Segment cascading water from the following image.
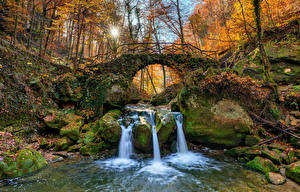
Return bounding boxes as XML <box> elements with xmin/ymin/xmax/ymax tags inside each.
<box><xmin>118</xmin><ymin>122</ymin><xmax>134</xmax><ymax>159</ymax></box>
<box><xmin>173</xmin><ymin>112</ymin><xmax>188</xmax><ymax>153</ymax></box>
<box><xmin>147</xmin><ymin>111</ymin><xmax>161</xmax><ymax>162</ymax></box>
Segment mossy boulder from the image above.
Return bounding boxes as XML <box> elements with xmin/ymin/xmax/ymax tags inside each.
<box><xmin>79</xmin><ymin>142</ymin><xmax>104</xmax><ymax>156</ymax></box>
<box><xmin>261</xmin><ymin>149</ymin><xmax>283</xmax><ymax>164</ymax></box>
<box><xmin>0</xmin><ymin>148</ymin><xmax>47</xmax><ymax>179</ymax></box>
<box><xmin>245</xmin><ymin>135</ymin><xmax>261</xmax><ymax>146</ymax></box>
<box><xmin>246</xmin><ymin>156</ymin><xmax>278</xmax><ymax>174</ymax></box>
<box><xmin>134</xmin><ymin>117</ymin><xmax>152</xmax><ymax>152</ymax></box>
<box><xmin>156</xmin><ymin>111</ymin><xmax>176</xmax><ymax>146</ymax></box>
<box><xmin>54</xmin><ymin>137</ymin><xmax>73</xmax><ymax>151</ymax></box>
<box><xmin>43</xmin><ymin>109</ymin><xmax>69</xmax><ymax>129</ymax></box>
<box><xmin>96</xmin><ymin>110</ymin><xmax>122</xmax><ymax>144</ymax></box>
<box><xmin>59</xmin><ymin>115</ymin><xmax>84</xmax><ymax>141</ymax></box>
<box><xmin>53</xmin><ymin>73</ymin><xmax>83</xmax><ymax>102</ymax></box>
<box><xmin>178</xmin><ymin>91</ymin><xmax>253</xmax><ymax>148</ymax></box>
<box><xmin>286</xmin><ymin>161</ymin><xmax>300</xmax><ymax>184</ymax></box>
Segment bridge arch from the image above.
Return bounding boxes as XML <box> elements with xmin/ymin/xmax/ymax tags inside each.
<box><xmin>92</xmin><ymin>53</ymin><xmax>218</xmax><ymax>80</ymax></box>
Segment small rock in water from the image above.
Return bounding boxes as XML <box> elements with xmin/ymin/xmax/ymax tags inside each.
<box><xmin>266</xmin><ymin>172</ymin><xmax>286</xmax><ymax>185</ymax></box>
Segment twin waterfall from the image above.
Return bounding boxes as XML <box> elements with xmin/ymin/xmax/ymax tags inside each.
<box><xmin>118</xmin><ymin>108</ymin><xmax>188</xmax><ymax>161</ymax></box>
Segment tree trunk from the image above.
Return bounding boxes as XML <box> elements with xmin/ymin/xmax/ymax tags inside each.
<box><xmin>176</xmin><ymin>0</ymin><xmax>185</xmax><ymax>52</ymax></box>
<box><xmin>27</xmin><ymin>0</ymin><xmax>35</xmax><ymax>49</ymax></box>
<box><xmin>238</xmin><ymin>0</ymin><xmax>252</xmax><ymax>41</ymax></box>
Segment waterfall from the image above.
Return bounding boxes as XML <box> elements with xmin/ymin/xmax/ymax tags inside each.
<box><xmin>173</xmin><ymin>112</ymin><xmax>188</xmax><ymax>153</ymax></box>
<box><xmin>147</xmin><ymin>111</ymin><xmax>161</xmax><ymax>162</ymax></box>
<box><xmin>118</xmin><ymin>121</ymin><xmax>134</xmax><ymax>159</ymax></box>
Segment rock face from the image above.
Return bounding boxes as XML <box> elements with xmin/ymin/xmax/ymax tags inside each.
<box><xmin>178</xmin><ymin>90</ymin><xmax>253</xmax><ymax>148</ymax></box>
<box><xmin>266</xmin><ymin>172</ymin><xmax>286</xmax><ymax>185</ymax></box>
<box><xmin>286</xmin><ymin>161</ymin><xmax>300</xmax><ymax>184</ymax></box>
<box><xmin>134</xmin><ymin>117</ymin><xmax>152</xmax><ymax>152</ymax></box>
<box><xmin>0</xmin><ymin>148</ymin><xmax>47</xmax><ymax>179</ymax></box>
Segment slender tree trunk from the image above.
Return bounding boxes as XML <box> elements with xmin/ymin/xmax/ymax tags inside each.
<box><xmin>27</xmin><ymin>0</ymin><xmax>35</xmax><ymax>48</ymax></box>
<box><xmin>146</xmin><ymin>68</ymin><xmax>157</xmax><ymax>95</ymax></box>
<box><xmin>44</xmin><ymin>7</ymin><xmax>56</xmax><ymax>56</ymax></box>
<box><xmin>79</xmin><ymin>34</ymin><xmax>86</xmax><ymax>63</ymax></box>
<box><xmin>253</xmin><ymin>0</ymin><xmax>278</xmax><ymax>99</ymax></box>
<box><xmin>238</xmin><ymin>0</ymin><xmax>252</xmax><ymax>41</ymax></box>
<box><xmin>68</xmin><ymin>20</ymin><xmax>74</xmax><ymax>59</ymax></box>
<box><xmin>176</xmin><ymin>0</ymin><xmax>185</xmax><ymax>52</ymax></box>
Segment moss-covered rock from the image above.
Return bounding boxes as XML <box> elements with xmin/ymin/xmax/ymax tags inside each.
<box><xmin>59</xmin><ymin>115</ymin><xmax>84</xmax><ymax>141</ymax></box>
<box><xmin>43</xmin><ymin>109</ymin><xmax>69</xmax><ymax>129</ymax></box>
<box><xmin>246</xmin><ymin>156</ymin><xmax>278</xmax><ymax>174</ymax></box>
<box><xmin>79</xmin><ymin>142</ymin><xmax>104</xmax><ymax>156</ymax></box>
<box><xmin>134</xmin><ymin>117</ymin><xmax>152</xmax><ymax>152</ymax></box>
<box><xmin>54</xmin><ymin>137</ymin><xmax>73</xmax><ymax>151</ymax></box>
<box><xmin>96</xmin><ymin>110</ymin><xmax>122</xmax><ymax>144</ymax></box>
<box><xmin>0</xmin><ymin>148</ymin><xmax>47</xmax><ymax>179</ymax></box>
<box><xmin>286</xmin><ymin>161</ymin><xmax>300</xmax><ymax>184</ymax></box>
<box><xmin>178</xmin><ymin>92</ymin><xmax>252</xmax><ymax>148</ymax></box>
<box><xmin>156</xmin><ymin>111</ymin><xmax>176</xmax><ymax>146</ymax></box>
<box><xmin>261</xmin><ymin>149</ymin><xmax>283</xmax><ymax>164</ymax></box>
<box><xmin>245</xmin><ymin>135</ymin><xmax>261</xmax><ymax>146</ymax></box>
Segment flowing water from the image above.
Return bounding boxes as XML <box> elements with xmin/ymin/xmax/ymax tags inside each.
<box><xmin>1</xmin><ymin>106</ymin><xmax>299</xmax><ymax>191</ymax></box>
<box><xmin>173</xmin><ymin>112</ymin><xmax>188</xmax><ymax>153</ymax></box>
<box><xmin>1</xmin><ymin>154</ymin><xmax>299</xmax><ymax>192</ymax></box>
<box><xmin>118</xmin><ymin>122</ymin><xmax>134</xmax><ymax>159</ymax></box>
<box><xmin>147</xmin><ymin>111</ymin><xmax>161</xmax><ymax>162</ymax></box>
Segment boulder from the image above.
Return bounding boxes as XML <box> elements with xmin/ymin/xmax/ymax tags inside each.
<box><xmin>266</xmin><ymin>172</ymin><xmax>286</xmax><ymax>185</ymax></box>
<box><xmin>286</xmin><ymin>161</ymin><xmax>300</xmax><ymax>184</ymax></box>
<box><xmin>150</xmin><ymin>84</ymin><xmax>182</xmax><ymax>106</ymax></box>
<box><xmin>246</xmin><ymin>156</ymin><xmax>278</xmax><ymax>174</ymax></box>
<box><xmin>54</xmin><ymin>137</ymin><xmax>73</xmax><ymax>151</ymax></box>
<box><xmin>261</xmin><ymin>149</ymin><xmax>282</xmax><ymax>164</ymax></box>
<box><xmin>79</xmin><ymin>142</ymin><xmax>104</xmax><ymax>156</ymax></box>
<box><xmin>60</xmin><ymin>116</ymin><xmax>84</xmax><ymax>141</ymax></box>
<box><xmin>178</xmin><ymin>91</ymin><xmax>253</xmax><ymax>148</ymax></box>
<box><xmin>97</xmin><ymin>110</ymin><xmax>122</xmax><ymax>144</ymax></box>
<box><xmin>0</xmin><ymin>148</ymin><xmax>47</xmax><ymax>179</ymax></box>
<box><xmin>156</xmin><ymin>111</ymin><xmax>176</xmax><ymax>146</ymax></box>
<box><xmin>134</xmin><ymin>116</ymin><xmax>152</xmax><ymax>152</ymax></box>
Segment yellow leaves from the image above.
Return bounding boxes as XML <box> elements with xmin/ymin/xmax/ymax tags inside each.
<box><xmin>0</xmin><ymin>64</ymin><xmax>2</xmax><ymax>69</ymax></box>
<box><xmin>27</xmin><ymin>62</ymin><xmax>32</xmax><ymax>65</ymax></box>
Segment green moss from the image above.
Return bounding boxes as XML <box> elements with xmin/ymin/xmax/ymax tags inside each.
<box><xmin>0</xmin><ymin>148</ymin><xmax>47</xmax><ymax>179</ymax></box>
<box><xmin>134</xmin><ymin>122</ymin><xmax>152</xmax><ymax>152</ymax></box>
<box><xmin>60</xmin><ymin>119</ymin><xmax>84</xmax><ymax>141</ymax></box>
<box><xmin>54</xmin><ymin>137</ymin><xmax>73</xmax><ymax>151</ymax></box>
<box><xmin>286</xmin><ymin>161</ymin><xmax>300</xmax><ymax>184</ymax></box>
<box><xmin>79</xmin><ymin>142</ymin><xmax>104</xmax><ymax>156</ymax></box>
<box><xmin>269</xmin><ymin>103</ymin><xmax>281</xmax><ymax>120</ymax></box>
<box><xmin>246</xmin><ymin>156</ymin><xmax>278</xmax><ymax>174</ymax></box>
<box><xmin>156</xmin><ymin>113</ymin><xmax>175</xmax><ymax>146</ymax></box>
<box><xmin>261</xmin><ymin>149</ymin><xmax>282</xmax><ymax>164</ymax></box>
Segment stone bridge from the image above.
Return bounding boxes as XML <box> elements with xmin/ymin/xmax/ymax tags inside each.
<box><xmin>85</xmin><ymin>43</ymin><xmax>219</xmax><ymax>80</ymax></box>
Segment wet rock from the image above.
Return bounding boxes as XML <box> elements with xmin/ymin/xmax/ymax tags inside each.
<box><xmin>156</xmin><ymin>111</ymin><xmax>176</xmax><ymax>146</ymax></box>
<box><xmin>0</xmin><ymin>148</ymin><xmax>47</xmax><ymax>179</ymax></box>
<box><xmin>246</xmin><ymin>156</ymin><xmax>278</xmax><ymax>174</ymax></box>
<box><xmin>280</xmin><ymin>167</ymin><xmax>286</xmax><ymax>176</ymax></box>
<box><xmin>266</xmin><ymin>172</ymin><xmax>286</xmax><ymax>185</ymax></box>
<box><xmin>134</xmin><ymin>116</ymin><xmax>152</xmax><ymax>152</ymax></box>
<box><xmin>286</xmin><ymin>161</ymin><xmax>300</xmax><ymax>184</ymax></box>
<box><xmin>97</xmin><ymin>110</ymin><xmax>122</xmax><ymax>144</ymax></box>
<box><xmin>79</xmin><ymin>142</ymin><xmax>104</xmax><ymax>156</ymax></box>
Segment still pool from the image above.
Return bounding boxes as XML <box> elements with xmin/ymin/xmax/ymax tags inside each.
<box><xmin>1</xmin><ymin>152</ymin><xmax>299</xmax><ymax>192</ymax></box>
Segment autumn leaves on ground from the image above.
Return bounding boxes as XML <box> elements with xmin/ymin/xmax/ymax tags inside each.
<box><xmin>0</xmin><ymin>0</ymin><xmax>299</xmax><ymax>188</ymax></box>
